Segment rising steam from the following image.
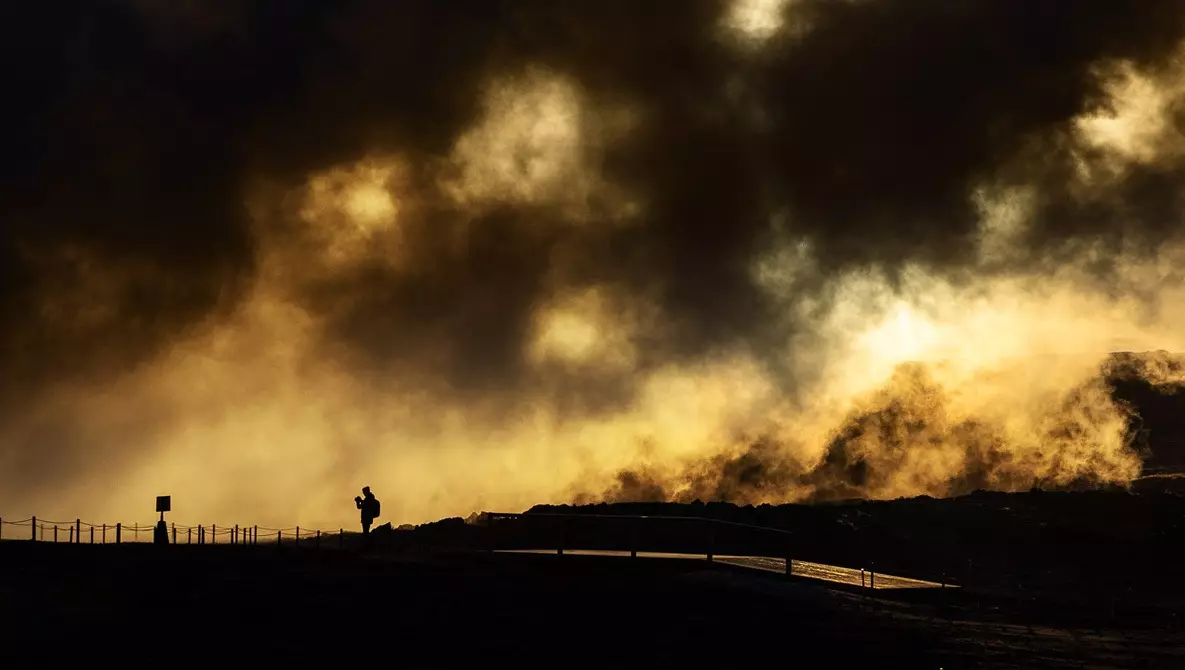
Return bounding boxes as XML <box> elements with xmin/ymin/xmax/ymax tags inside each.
<box><xmin>2</xmin><ymin>0</ymin><xmax>1185</xmax><ymax>527</ymax></box>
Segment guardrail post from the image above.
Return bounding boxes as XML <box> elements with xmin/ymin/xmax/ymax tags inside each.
<box><xmin>116</xmin><ymin>523</ymin><xmax>122</xmax><ymax>545</ymax></box>
<box><xmin>557</xmin><ymin>518</ymin><xmax>564</xmax><ymax>556</ymax></box>
<box><xmin>31</xmin><ymin>517</ymin><xmax>36</xmax><ymax>541</ymax></box>
<box><xmin>75</xmin><ymin>519</ymin><xmax>81</xmax><ymax>543</ymax></box>
<box><xmin>630</xmin><ymin>517</ymin><xmax>638</xmax><ymax>558</ymax></box>
<box><xmin>706</xmin><ymin>521</ymin><xmax>714</xmax><ymax>563</ymax></box>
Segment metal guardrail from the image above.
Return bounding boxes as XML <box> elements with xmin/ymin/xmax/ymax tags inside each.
<box><xmin>485</xmin><ymin>510</ymin><xmax>796</xmax><ymax>575</ymax></box>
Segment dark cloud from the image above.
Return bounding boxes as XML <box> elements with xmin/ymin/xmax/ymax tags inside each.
<box><xmin>5</xmin><ymin>0</ymin><xmax>1185</xmax><ymax>490</ymax></box>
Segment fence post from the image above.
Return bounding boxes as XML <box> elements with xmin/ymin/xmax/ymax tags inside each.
<box><xmin>188</xmin><ymin>527</ymin><xmax>192</xmax><ymax>545</ymax></box>
<box><xmin>75</xmin><ymin>519</ymin><xmax>81</xmax><ymax>543</ymax></box>
<box><xmin>54</xmin><ymin>525</ymin><xmax>59</xmax><ymax>543</ymax></box>
<box><xmin>316</xmin><ymin>530</ymin><xmax>321</xmax><ymax>548</ymax></box>
<box><xmin>90</xmin><ymin>526</ymin><xmax>94</xmax><ymax>544</ymax></box>
<box><xmin>134</xmin><ymin>523</ymin><xmax>138</xmax><ymax>542</ymax></box>
<box><xmin>31</xmin><ymin>517</ymin><xmax>36</xmax><ymax>541</ymax></box>
<box><xmin>254</xmin><ymin>525</ymin><xmax>258</xmax><ymax>546</ymax></box>
<box><xmin>116</xmin><ymin>523</ymin><xmax>122</xmax><ymax>544</ymax></box>
<box><xmin>212</xmin><ymin>524</ymin><xmax>216</xmax><ymax>545</ymax></box>
<box><xmin>295</xmin><ymin>527</ymin><xmax>300</xmax><ymax>548</ymax></box>
<box><xmin>172</xmin><ymin>523</ymin><xmax>177</xmax><ymax>545</ymax></box>
<box><xmin>234</xmin><ymin>524</ymin><xmax>239</xmax><ymax>545</ymax></box>
<box><xmin>102</xmin><ymin>524</ymin><xmax>106</xmax><ymax>544</ymax></box>
<box><xmin>277</xmin><ymin>529</ymin><xmax>282</xmax><ymax>545</ymax></box>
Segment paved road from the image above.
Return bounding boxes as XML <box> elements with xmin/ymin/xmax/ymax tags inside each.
<box><xmin>497</xmin><ymin>549</ymin><xmax>948</xmax><ymax>590</ymax></box>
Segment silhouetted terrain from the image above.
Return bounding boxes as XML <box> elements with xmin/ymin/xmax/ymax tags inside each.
<box><xmin>356</xmin><ymin>487</ymin><xmax>1185</xmax><ymax>627</ymax></box>
<box><xmin>5</xmin><ymin>535</ymin><xmax>1183</xmax><ymax>668</ymax></box>
<box><xmin>522</xmin><ymin>490</ymin><xmax>1185</xmax><ymax>616</ymax></box>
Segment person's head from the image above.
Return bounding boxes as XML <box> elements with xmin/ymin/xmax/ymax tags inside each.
<box><xmin>362</xmin><ymin>486</ymin><xmax>371</xmax><ymax>496</ymax></box>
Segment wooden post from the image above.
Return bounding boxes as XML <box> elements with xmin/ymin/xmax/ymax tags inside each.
<box><xmin>295</xmin><ymin>527</ymin><xmax>300</xmax><ymax>548</ymax></box>
<box><xmin>133</xmin><ymin>522</ymin><xmax>138</xmax><ymax>542</ymax></box>
<box><xmin>67</xmin><ymin>526</ymin><xmax>72</xmax><ymax>543</ymax></box>
<box><xmin>90</xmin><ymin>526</ymin><xmax>94</xmax><ymax>544</ymax></box>
<box><xmin>172</xmin><ymin>523</ymin><xmax>177</xmax><ymax>545</ymax></box>
<box><xmin>54</xmin><ymin>525</ymin><xmax>58</xmax><ymax>543</ymax></box>
<box><xmin>316</xmin><ymin>530</ymin><xmax>321</xmax><ymax>548</ymax></box>
<box><xmin>234</xmin><ymin>524</ymin><xmax>239</xmax><ymax>546</ymax></box>
<box><xmin>75</xmin><ymin>519</ymin><xmax>81</xmax><ymax>543</ymax></box>
<box><xmin>102</xmin><ymin>524</ymin><xmax>106</xmax><ymax>544</ymax></box>
<box><xmin>277</xmin><ymin>529</ymin><xmax>282</xmax><ymax>545</ymax></box>
<box><xmin>188</xmin><ymin>527</ymin><xmax>192</xmax><ymax>545</ymax></box>
<box><xmin>254</xmin><ymin>526</ymin><xmax>258</xmax><ymax>546</ymax></box>
<box><xmin>116</xmin><ymin>523</ymin><xmax>122</xmax><ymax>544</ymax></box>
<box><xmin>31</xmin><ymin>517</ymin><xmax>36</xmax><ymax>541</ymax></box>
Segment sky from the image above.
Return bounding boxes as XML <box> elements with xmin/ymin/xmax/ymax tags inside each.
<box><xmin>2</xmin><ymin>0</ymin><xmax>1185</xmax><ymax>529</ymax></box>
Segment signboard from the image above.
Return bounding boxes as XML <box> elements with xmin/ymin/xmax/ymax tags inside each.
<box><xmin>156</xmin><ymin>495</ymin><xmax>171</xmax><ymax>513</ymax></box>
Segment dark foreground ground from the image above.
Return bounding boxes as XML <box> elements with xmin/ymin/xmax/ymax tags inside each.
<box><xmin>1</xmin><ymin>541</ymin><xmax>1182</xmax><ymax>669</ymax></box>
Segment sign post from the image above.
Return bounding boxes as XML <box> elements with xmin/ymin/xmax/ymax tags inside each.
<box><xmin>154</xmin><ymin>495</ymin><xmax>171</xmax><ymax>545</ymax></box>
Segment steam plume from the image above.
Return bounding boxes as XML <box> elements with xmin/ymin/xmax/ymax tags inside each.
<box><xmin>2</xmin><ymin>0</ymin><xmax>1185</xmax><ymax>526</ymax></box>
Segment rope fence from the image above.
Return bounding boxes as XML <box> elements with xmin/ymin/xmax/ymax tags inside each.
<box><xmin>0</xmin><ymin>516</ymin><xmax>350</xmax><ymax>548</ymax></box>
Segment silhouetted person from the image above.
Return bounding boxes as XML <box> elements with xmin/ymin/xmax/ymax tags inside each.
<box><xmin>354</xmin><ymin>486</ymin><xmax>381</xmax><ymax>544</ymax></box>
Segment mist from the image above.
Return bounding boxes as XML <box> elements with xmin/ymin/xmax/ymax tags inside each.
<box><xmin>3</xmin><ymin>0</ymin><xmax>1185</xmax><ymax>528</ymax></box>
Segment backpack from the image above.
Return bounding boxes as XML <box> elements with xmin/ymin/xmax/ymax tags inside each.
<box><xmin>371</xmin><ymin>498</ymin><xmax>381</xmax><ymax>519</ymax></box>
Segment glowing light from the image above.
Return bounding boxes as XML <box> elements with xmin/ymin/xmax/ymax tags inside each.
<box><xmin>297</xmin><ymin>156</ymin><xmax>406</xmax><ymax>266</ymax></box>
<box><xmin>725</xmin><ymin>0</ymin><xmax>791</xmax><ymax>42</ymax></box>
